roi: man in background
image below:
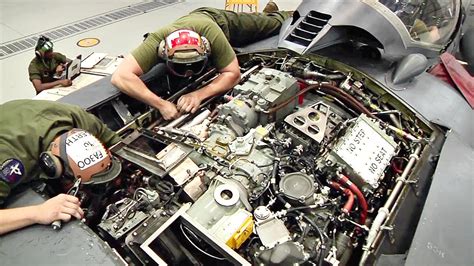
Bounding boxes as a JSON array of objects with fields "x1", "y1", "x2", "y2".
[{"x1": 28, "y1": 35, "x2": 72, "y2": 94}]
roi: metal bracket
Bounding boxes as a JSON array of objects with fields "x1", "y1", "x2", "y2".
[
  {"x1": 338, "y1": 216, "x2": 370, "y2": 232},
  {"x1": 112, "y1": 98, "x2": 135, "y2": 124},
  {"x1": 381, "y1": 225, "x2": 395, "y2": 244},
  {"x1": 405, "y1": 176, "x2": 420, "y2": 196}
]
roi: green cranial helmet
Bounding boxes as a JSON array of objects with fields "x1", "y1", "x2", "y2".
[{"x1": 35, "y1": 35, "x2": 53, "y2": 56}]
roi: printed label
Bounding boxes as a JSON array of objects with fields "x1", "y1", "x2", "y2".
[{"x1": 65, "y1": 131, "x2": 107, "y2": 170}]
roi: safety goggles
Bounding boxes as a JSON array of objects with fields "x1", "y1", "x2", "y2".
[{"x1": 166, "y1": 57, "x2": 208, "y2": 77}]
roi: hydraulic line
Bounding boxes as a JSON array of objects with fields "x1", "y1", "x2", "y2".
[
  {"x1": 296, "y1": 77, "x2": 374, "y2": 117},
  {"x1": 265, "y1": 80, "x2": 376, "y2": 119},
  {"x1": 337, "y1": 174, "x2": 368, "y2": 225},
  {"x1": 328, "y1": 181, "x2": 354, "y2": 214},
  {"x1": 359, "y1": 144, "x2": 422, "y2": 265}
]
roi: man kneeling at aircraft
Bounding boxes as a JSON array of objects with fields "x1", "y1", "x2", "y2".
[{"x1": 0, "y1": 100, "x2": 121, "y2": 235}]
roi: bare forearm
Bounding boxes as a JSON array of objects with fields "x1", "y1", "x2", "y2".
[
  {"x1": 34, "y1": 80, "x2": 64, "y2": 93},
  {"x1": 0, "y1": 206, "x2": 39, "y2": 235},
  {"x1": 111, "y1": 72, "x2": 166, "y2": 109},
  {"x1": 194, "y1": 71, "x2": 240, "y2": 101}
]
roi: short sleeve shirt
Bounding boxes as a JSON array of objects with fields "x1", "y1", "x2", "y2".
[
  {"x1": 131, "y1": 8, "x2": 291, "y2": 74},
  {"x1": 28, "y1": 52, "x2": 68, "y2": 82},
  {"x1": 0, "y1": 100, "x2": 120, "y2": 206}
]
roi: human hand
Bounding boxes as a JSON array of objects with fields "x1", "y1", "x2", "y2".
[
  {"x1": 177, "y1": 92, "x2": 201, "y2": 114},
  {"x1": 55, "y1": 64, "x2": 65, "y2": 76},
  {"x1": 34, "y1": 194, "x2": 84, "y2": 225},
  {"x1": 158, "y1": 100, "x2": 179, "y2": 120},
  {"x1": 59, "y1": 79, "x2": 72, "y2": 87}
]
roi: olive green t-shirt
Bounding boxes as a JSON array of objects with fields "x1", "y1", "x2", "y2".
[
  {"x1": 28, "y1": 52, "x2": 68, "y2": 82},
  {"x1": 132, "y1": 7, "x2": 291, "y2": 74},
  {"x1": 0, "y1": 100, "x2": 120, "y2": 205}
]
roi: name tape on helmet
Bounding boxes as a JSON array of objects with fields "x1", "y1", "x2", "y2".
[{"x1": 65, "y1": 131, "x2": 108, "y2": 170}]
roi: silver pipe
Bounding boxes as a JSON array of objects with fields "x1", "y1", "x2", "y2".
[
  {"x1": 164, "y1": 113, "x2": 190, "y2": 128},
  {"x1": 360, "y1": 144, "x2": 422, "y2": 265},
  {"x1": 382, "y1": 104, "x2": 402, "y2": 129},
  {"x1": 240, "y1": 64, "x2": 260, "y2": 80},
  {"x1": 180, "y1": 109, "x2": 211, "y2": 131}
]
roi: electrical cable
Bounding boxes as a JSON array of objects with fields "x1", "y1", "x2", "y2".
[{"x1": 180, "y1": 224, "x2": 226, "y2": 261}]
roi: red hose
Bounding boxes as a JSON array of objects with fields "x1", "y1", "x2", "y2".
[
  {"x1": 338, "y1": 174, "x2": 368, "y2": 225},
  {"x1": 329, "y1": 181, "x2": 354, "y2": 214}
]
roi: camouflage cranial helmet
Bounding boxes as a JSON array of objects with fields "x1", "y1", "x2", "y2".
[
  {"x1": 39, "y1": 129, "x2": 121, "y2": 184},
  {"x1": 158, "y1": 29, "x2": 211, "y2": 77}
]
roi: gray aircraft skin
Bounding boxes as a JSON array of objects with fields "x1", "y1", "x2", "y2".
[{"x1": 1, "y1": 1, "x2": 472, "y2": 265}]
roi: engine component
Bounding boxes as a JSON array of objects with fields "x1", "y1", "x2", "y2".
[
  {"x1": 187, "y1": 179, "x2": 253, "y2": 249},
  {"x1": 257, "y1": 242, "x2": 308, "y2": 265},
  {"x1": 284, "y1": 104, "x2": 329, "y2": 143},
  {"x1": 253, "y1": 206, "x2": 272, "y2": 221},
  {"x1": 219, "y1": 96, "x2": 258, "y2": 136},
  {"x1": 168, "y1": 157, "x2": 200, "y2": 186},
  {"x1": 255, "y1": 216, "x2": 292, "y2": 248},
  {"x1": 329, "y1": 114, "x2": 398, "y2": 189},
  {"x1": 155, "y1": 143, "x2": 188, "y2": 171},
  {"x1": 68, "y1": 52, "x2": 439, "y2": 266},
  {"x1": 203, "y1": 123, "x2": 236, "y2": 157},
  {"x1": 279, "y1": 172, "x2": 317, "y2": 206},
  {"x1": 219, "y1": 68, "x2": 299, "y2": 136},
  {"x1": 98, "y1": 188, "x2": 159, "y2": 239},
  {"x1": 129, "y1": 204, "x2": 251, "y2": 265}
]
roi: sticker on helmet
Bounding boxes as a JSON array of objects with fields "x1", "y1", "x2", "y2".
[
  {"x1": 167, "y1": 30, "x2": 201, "y2": 49},
  {"x1": 65, "y1": 131, "x2": 108, "y2": 170},
  {"x1": 0, "y1": 158, "x2": 25, "y2": 184}
]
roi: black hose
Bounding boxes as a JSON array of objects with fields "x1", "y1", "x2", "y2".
[
  {"x1": 301, "y1": 214, "x2": 327, "y2": 266},
  {"x1": 271, "y1": 158, "x2": 290, "y2": 206}
]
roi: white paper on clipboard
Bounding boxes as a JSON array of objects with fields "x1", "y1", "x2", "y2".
[{"x1": 81, "y1": 52, "x2": 107, "y2": 69}]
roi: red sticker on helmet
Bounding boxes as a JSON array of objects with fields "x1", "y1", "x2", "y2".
[{"x1": 167, "y1": 30, "x2": 201, "y2": 49}]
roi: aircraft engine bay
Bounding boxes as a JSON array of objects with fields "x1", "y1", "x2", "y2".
[{"x1": 61, "y1": 51, "x2": 445, "y2": 265}]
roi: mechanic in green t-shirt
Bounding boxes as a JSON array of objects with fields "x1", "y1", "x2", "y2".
[
  {"x1": 28, "y1": 36, "x2": 73, "y2": 94},
  {"x1": 112, "y1": 6, "x2": 292, "y2": 120},
  {"x1": 0, "y1": 100, "x2": 121, "y2": 235}
]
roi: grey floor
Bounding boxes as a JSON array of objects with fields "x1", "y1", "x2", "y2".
[{"x1": 0, "y1": 0, "x2": 300, "y2": 104}]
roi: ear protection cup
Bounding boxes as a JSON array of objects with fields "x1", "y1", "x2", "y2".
[
  {"x1": 39, "y1": 151, "x2": 63, "y2": 179},
  {"x1": 35, "y1": 35, "x2": 53, "y2": 58},
  {"x1": 158, "y1": 39, "x2": 166, "y2": 59},
  {"x1": 201, "y1": 36, "x2": 211, "y2": 55}
]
